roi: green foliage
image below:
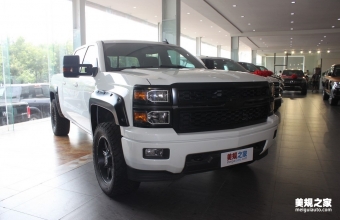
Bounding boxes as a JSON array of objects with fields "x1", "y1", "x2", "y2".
[{"x1": 0, "y1": 37, "x2": 73, "y2": 84}]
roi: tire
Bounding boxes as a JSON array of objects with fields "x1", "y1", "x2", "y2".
[
  {"x1": 323, "y1": 90, "x2": 329, "y2": 100},
  {"x1": 93, "y1": 122, "x2": 140, "y2": 197},
  {"x1": 51, "y1": 99, "x2": 70, "y2": 136},
  {"x1": 301, "y1": 88, "x2": 307, "y2": 95},
  {"x1": 329, "y1": 97, "x2": 338, "y2": 106}
]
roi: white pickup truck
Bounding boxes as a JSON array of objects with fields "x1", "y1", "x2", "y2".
[{"x1": 50, "y1": 40, "x2": 279, "y2": 197}]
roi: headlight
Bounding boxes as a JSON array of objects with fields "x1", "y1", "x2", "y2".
[
  {"x1": 134, "y1": 87, "x2": 171, "y2": 104},
  {"x1": 134, "y1": 111, "x2": 170, "y2": 125},
  {"x1": 133, "y1": 85, "x2": 172, "y2": 128}
]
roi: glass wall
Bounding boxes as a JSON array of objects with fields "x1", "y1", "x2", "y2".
[
  {"x1": 85, "y1": 3, "x2": 158, "y2": 43},
  {"x1": 0, "y1": 0, "x2": 73, "y2": 132},
  {"x1": 266, "y1": 56, "x2": 305, "y2": 75},
  {"x1": 180, "y1": 36, "x2": 196, "y2": 56},
  {"x1": 238, "y1": 41, "x2": 251, "y2": 62},
  {"x1": 202, "y1": 42, "x2": 217, "y2": 57}
]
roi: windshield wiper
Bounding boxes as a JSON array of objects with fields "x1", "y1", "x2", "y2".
[{"x1": 159, "y1": 65, "x2": 188, "y2": 68}]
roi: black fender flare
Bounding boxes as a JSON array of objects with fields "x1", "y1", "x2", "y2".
[
  {"x1": 49, "y1": 86, "x2": 66, "y2": 118},
  {"x1": 89, "y1": 90, "x2": 129, "y2": 127}
]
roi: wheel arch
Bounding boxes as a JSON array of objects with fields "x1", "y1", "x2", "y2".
[{"x1": 89, "y1": 91, "x2": 129, "y2": 135}]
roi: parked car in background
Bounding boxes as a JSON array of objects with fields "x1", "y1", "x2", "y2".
[
  {"x1": 280, "y1": 70, "x2": 308, "y2": 95},
  {"x1": 200, "y1": 57, "x2": 282, "y2": 112},
  {"x1": 0, "y1": 102, "x2": 30, "y2": 126},
  {"x1": 0, "y1": 84, "x2": 50, "y2": 120},
  {"x1": 322, "y1": 64, "x2": 340, "y2": 105},
  {"x1": 256, "y1": 65, "x2": 268, "y2": 71}
]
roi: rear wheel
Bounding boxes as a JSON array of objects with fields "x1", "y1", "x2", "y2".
[
  {"x1": 323, "y1": 90, "x2": 329, "y2": 100},
  {"x1": 93, "y1": 122, "x2": 140, "y2": 197},
  {"x1": 51, "y1": 99, "x2": 70, "y2": 136}
]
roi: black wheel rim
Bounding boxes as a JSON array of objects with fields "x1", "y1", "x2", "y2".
[{"x1": 97, "y1": 137, "x2": 113, "y2": 183}]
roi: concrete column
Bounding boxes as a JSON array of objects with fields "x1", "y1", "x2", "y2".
[
  {"x1": 196, "y1": 37, "x2": 201, "y2": 56},
  {"x1": 72, "y1": 0, "x2": 86, "y2": 50},
  {"x1": 217, "y1": 45, "x2": 221, "y2": 57},
  {"x1": 158, "y1": 22, "x2": 162, "y2": 42},
  {"x1": 161, "y1": 0, "x2": 180, "y2": 45},
  {"x1": 231, "y1": 37, "x2": 239, "y2": 61},
  {"x1": 252, "y1": 50, "x2": 257, "y2": 64}
]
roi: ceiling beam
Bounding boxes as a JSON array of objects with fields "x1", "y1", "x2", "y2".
[{"x1": 232, "y1": 28, "x2": 340, "y2": 37}]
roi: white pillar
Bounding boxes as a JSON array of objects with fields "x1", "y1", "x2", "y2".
[
  {"x1": 217, "y1": 45, "x2": 221, "y2": 57},
  {"x1": 196, "y1": 37, "x2": 201, "y2": 56},
  {"x1": 252, "y1": 50, "x2": 257, "y2": 64},
  {"x1": 161, "y1": 0, "x2": 180, "y2": 45},
  {"x1": 72, "y1": 0, "x2": 86, "y2": 50},
  {"x1": 231, "y1": 37, "x2": 239, "y2": 61}
]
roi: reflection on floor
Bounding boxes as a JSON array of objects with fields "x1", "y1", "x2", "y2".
[{"x1": 1, "y1": 91, "x2": 340, "y2": 219}]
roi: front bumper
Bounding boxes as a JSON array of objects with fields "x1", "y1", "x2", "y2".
[
  {"x1": 283, "y1": 85, "x2": 305, "y2": 91},
  {"x1": 121, "y1": 115, "x2": 279, "y2": 178}
]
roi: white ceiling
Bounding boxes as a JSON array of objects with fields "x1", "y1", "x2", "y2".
[{"x1": 88, "y1": 0, "x2": 340, "y2": 55}]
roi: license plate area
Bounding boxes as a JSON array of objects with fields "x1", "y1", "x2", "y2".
[{"x1": 221, "y1": 147, "x2": 253, "y2": 167}]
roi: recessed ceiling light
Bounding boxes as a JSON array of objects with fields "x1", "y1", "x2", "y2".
[
  {"x1": 260, "y1": 38, "x2": 262, "y2": 40},
  {"x1": 284, "y1": 51, "x2": 287, "y2": 53},
  {"x1": 133, "y1": 6, "x2": 136, "y2": 8},
  {"x1": 309, "y1": 51, "x2": 311, "y2": 53},
  {"x1": 291, "y1": 1, "x2": 295, "y2": 3},
  {"x1": 291, "y1": 12, "x2": 295, "y2": 15},
  {"x1": 300, "y1": 51, "x2": 303, "y2": 54},
  {"x1": 248, "y1": 23, "x2": 251, "y2": 25},
  {"x1": 187, "y1": 12, "x2": 190, "y2": 15},
  {"x1": 155, "y1": 15, "x2": 157, "y2": 17},
  {"x1": 211, "y1": 26, "x2": 213, "y2": 28},
  {"x1": 241, "y1": 16, "x2": 245, "y2": 18},
  {"x1": 321, "y1": 40, "x2": 323, "y2": 41},
  {"x1": 332, "y1": 26, "x2": 335, "y2": 28},
  {"x1": 324, "y1": 36, "x2": 327, "y2": 38},
  {"x1": 184, "y1": 28, "x2": 186, "y2": 29},
  {"x1": 233, "y1": 5, "x2": 236, "y2": 7},
  {"x1": 225, "y1": 35, "x2": 228, "y2": 36},
  {"x1": 327, "y1": 50, "x2": 330, "y2": 53},
  {"x1": 291, "y1": 38, "x2": 293, "y2": 39},
  {"x1": 253, "y1": 29, "x2": 256, "y2": 31},
  {"x1": 317, "y1": 51, "x2": 321, "y2": 53},
  {"x1": 218, "y1": 31, "x2": 221, "y2": 32},
  {"x1": 292, "y1": 51, "x2": 295, "y2": 54},
  {"x1": 291, "y1": 28, "x2": 294, "y2": 30},
  {"x1": 338, "y1": 18, "x2": 340, "y2": 20},
  {"x1": 291, "y1": 21, "x2": 294, "y2": 23}
]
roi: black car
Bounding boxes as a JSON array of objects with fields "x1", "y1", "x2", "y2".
[
  {"x1": 281, "y1": 70, "x2": 308, "y2": 95},
  {"x1": 0, "y1": 84, "x2": 50, "y2": 120},
  {"x1": 0, "y1": 102, "x2": 30, "y2": 126}
]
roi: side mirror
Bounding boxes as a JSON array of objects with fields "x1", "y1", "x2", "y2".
[{"x1": 63, "y1": 55, "x2": 95, "y2": 78}]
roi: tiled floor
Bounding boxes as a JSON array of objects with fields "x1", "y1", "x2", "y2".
[{"x1": 1, "y1": 90, "x2": 340, "y2": 220}]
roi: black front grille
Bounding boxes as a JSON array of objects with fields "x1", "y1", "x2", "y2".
[
  {"x1": 177, "y1": 87, "x2": 268, "y2": 105},
  {"x1": 175, "y1": 105, "x2": 268, "y2": 133}
]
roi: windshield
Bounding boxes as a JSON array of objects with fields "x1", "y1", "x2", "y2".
[
  {"x1": 238, "y1": 62, "x2": 259, "y2": 72},
  {"x1": 202, "y1": 59, "x2": 247, "y2": 72},
  {"x1": 103, "y1": 43, "x2": 205, "y2": 71},
  {"x1": 282, "y1": 70, "x2": 304, "y2": 77}
]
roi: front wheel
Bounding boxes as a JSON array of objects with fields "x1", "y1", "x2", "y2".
[
  {"x1": 301, "y1": 88, "x2": 307, "y2": 95},
  {"x1": 93, "y1": 122, "x2": 140, "y2": 197},
  {"x1": 51, "y1": 99, "x2": 70, "y2": 136}
]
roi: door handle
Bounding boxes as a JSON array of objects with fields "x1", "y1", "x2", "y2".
[{"x1": 73, "y1": 82, "x2": 78, "y2": 87}]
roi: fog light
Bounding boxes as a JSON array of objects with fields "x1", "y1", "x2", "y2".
[{"x1": 143, "y1": 148, "x2": 170, "y2": 159}]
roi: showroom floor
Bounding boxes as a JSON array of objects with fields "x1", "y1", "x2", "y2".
[{"x1": 1, "y1": 91, "x2": 340, "y2": 220}]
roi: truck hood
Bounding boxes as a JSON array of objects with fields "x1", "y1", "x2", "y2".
[{"x1": 119, "y1": 68, "x2": 268, "y2": 85}]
